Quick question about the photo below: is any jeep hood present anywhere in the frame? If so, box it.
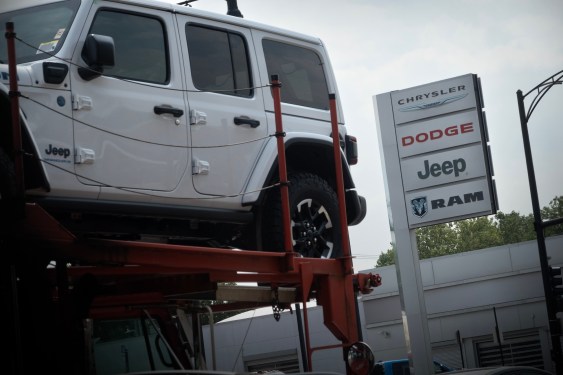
[0,63,33,89]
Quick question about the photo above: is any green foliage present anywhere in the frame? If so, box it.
[455,216,503,252]
[496,210,535,244]
[542,196,563,237]
[375,196,563,267]
[416,223,457,259]
[375,244,396,267]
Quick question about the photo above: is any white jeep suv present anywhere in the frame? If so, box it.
[0,0,366,259]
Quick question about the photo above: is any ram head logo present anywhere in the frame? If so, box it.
[411,197,428,218]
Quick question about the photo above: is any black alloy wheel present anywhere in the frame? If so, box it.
[262,172,342,259]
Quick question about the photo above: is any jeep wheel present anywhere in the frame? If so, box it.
[261,172,342,259]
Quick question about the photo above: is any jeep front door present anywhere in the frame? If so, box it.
[71,6,189,194]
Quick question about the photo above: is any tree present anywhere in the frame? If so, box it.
[376,243,396,267]
[416,223,457,259]
[455,216,502,252]
[376,217,501,267]
[542,196,563,237]
[374,196,563,267]
[496,210,535,244]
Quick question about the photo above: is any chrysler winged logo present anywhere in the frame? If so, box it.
[411,197,428,218]
[399,93,468,112]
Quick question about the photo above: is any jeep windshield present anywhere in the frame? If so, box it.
[0,0,80,64]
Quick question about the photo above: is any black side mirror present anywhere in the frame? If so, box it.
[346,341,376,375]
[78,34,115,81]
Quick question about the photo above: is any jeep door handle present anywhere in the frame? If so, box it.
[154,105,184,118]
[234,116,260,128]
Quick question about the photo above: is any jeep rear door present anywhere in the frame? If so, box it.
[177,15,268,197]
[71,4,189,194]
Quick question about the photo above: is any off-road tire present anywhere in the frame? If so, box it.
[261,172,342,259]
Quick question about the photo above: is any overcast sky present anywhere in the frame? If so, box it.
[184,0,563,272]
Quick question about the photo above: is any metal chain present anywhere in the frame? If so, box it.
[272,289,282,321]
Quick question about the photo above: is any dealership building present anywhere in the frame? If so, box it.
[203,235,562,374]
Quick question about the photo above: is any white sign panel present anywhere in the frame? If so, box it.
[391,74,479,125]
[401,144,487,191]
[396,110,482,158]
[405,179,494,227]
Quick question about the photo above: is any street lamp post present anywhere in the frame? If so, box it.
[517,70,563,374]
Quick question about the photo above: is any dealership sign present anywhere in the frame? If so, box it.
[375,73,497,228]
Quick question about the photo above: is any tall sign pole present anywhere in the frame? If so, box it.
[517,70,563,374]
[374,74,496,374]
[375,92,434,375]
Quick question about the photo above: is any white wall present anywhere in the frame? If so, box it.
[361,235,563,371]
[203,235,563,372]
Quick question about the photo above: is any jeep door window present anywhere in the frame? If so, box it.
[88,10,169,84]
[0,0,80,64]
[262,39,329,110]
[186,24,252,97]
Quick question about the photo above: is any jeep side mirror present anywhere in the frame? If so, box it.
[78,34,115,81]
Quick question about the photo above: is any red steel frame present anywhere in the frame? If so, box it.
[5,27,381,374]
[15,203,380,372]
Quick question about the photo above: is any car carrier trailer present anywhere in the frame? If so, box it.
[1,22,380,374]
